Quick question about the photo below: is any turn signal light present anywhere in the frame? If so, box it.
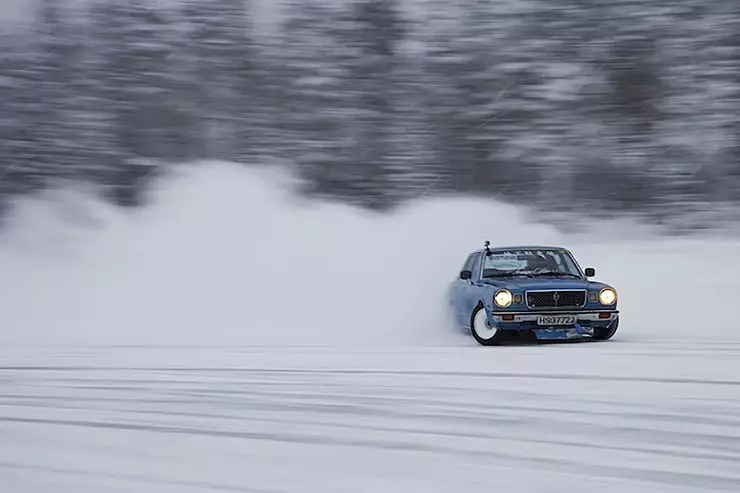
[599,313,611,319]
[502,315,515,321]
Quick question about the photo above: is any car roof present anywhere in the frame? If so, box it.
[476,245,569,252]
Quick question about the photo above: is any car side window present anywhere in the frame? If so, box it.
[461,254,477,273]
[470,253,482,279]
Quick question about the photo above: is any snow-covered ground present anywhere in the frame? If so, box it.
[1,162,739,492]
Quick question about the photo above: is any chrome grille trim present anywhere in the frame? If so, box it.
[525,289,587,309]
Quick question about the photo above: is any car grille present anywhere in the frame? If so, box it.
[526,290,586,309]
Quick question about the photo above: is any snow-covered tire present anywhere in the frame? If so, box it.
[593,318,619,341]
[470,303,507,346]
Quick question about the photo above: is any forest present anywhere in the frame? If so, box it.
[1,0,739,229]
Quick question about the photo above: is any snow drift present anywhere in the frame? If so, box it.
[0,161,737,347]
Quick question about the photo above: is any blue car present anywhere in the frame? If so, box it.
[448,242,619,346]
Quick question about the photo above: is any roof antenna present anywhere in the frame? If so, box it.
[484,240,492,256]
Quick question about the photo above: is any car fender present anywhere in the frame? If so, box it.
[471,285,497,318]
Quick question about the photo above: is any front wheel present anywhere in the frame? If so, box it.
[593,318,619,341]
[470,304,507,346]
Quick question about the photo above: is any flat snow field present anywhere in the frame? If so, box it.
[1,341,740,493]
[1,165,739,492]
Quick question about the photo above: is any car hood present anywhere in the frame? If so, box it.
[478,278,610,291]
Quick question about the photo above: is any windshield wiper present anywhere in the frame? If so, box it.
[530,271,582,278]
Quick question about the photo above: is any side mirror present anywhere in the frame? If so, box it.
[459,270,472,280]
[584,267,596,278]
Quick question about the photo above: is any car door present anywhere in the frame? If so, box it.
[450,253,478,326]
[460,252,483,323]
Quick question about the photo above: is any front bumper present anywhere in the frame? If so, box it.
[492,310,618,323]
[489,310,619,337]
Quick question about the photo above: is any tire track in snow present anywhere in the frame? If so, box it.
[1,345,740,492]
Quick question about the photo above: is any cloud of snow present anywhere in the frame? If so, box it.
[0,161,737,347]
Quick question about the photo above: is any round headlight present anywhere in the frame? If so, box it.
[494,290,513,308]
[599,288,617,305]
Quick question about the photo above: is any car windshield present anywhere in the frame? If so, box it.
[482,249,583,278]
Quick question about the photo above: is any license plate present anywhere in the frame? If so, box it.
[537,315,576,326]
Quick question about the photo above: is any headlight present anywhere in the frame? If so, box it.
[599,288,617,305]
[494,289,513,308]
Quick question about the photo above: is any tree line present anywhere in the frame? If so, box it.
[1,0,739,227]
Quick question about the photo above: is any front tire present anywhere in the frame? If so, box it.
[593,318,619,341]
[470,304,507,346]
